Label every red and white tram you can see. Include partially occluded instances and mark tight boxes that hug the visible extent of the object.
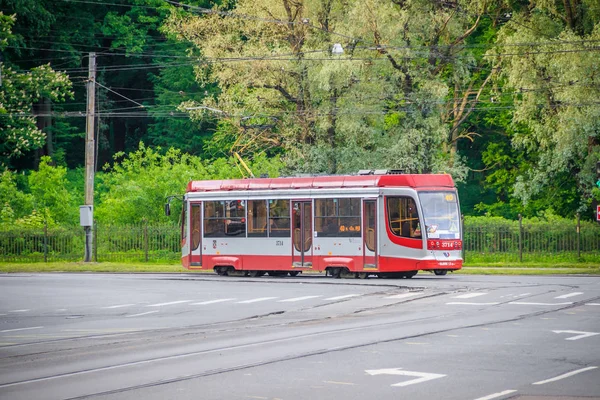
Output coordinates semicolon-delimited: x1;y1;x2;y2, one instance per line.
174;171;462;278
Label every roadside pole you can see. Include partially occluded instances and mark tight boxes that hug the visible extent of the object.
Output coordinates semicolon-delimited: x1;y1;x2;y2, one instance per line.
82;53;96;262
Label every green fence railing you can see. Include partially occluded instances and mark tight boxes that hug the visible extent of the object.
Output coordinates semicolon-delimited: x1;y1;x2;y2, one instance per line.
0;218;599;264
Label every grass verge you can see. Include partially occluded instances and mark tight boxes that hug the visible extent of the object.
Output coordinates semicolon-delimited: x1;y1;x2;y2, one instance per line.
0;261;599;275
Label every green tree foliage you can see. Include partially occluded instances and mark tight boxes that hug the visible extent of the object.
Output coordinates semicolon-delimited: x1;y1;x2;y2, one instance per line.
165;0;506;177
0;13;73;167
28;156;77;225
485;0;600;217
95;142;283;224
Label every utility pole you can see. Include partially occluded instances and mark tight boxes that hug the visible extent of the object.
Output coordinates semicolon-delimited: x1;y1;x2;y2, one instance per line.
81;52;96;262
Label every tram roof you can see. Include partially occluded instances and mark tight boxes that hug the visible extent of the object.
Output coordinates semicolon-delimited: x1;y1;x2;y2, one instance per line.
186;174;455;193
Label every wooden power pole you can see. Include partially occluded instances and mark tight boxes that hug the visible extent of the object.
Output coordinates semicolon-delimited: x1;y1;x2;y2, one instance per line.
83;52;96;262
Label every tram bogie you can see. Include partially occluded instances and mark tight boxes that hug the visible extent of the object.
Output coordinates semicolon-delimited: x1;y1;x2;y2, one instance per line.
173;172;463;279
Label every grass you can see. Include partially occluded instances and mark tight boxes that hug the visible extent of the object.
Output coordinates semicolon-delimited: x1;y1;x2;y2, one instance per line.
0;261;599;275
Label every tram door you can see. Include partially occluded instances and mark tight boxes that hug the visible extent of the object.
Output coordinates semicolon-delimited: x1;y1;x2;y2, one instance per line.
363;200;377;269
189;202;202;268
292;201;313;267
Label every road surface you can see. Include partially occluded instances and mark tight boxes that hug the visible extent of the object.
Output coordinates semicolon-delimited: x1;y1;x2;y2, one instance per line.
0;273;599;400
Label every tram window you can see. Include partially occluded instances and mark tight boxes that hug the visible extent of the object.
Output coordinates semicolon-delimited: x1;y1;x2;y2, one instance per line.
386;197;421;239
269;199;290;237
203;201;225;237
191;204;201;250
315;198;361;237
248;200;267;237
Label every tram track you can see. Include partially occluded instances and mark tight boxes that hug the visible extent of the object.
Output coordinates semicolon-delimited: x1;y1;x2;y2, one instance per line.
2;295;596;399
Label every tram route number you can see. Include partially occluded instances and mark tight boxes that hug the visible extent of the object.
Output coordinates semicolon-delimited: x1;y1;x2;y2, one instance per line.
275;240;284;246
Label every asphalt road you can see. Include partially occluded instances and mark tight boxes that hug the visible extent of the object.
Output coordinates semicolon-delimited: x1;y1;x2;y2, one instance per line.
0;272;599;400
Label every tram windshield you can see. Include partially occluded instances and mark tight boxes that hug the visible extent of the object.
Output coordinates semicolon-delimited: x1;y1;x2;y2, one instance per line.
418;191;460;239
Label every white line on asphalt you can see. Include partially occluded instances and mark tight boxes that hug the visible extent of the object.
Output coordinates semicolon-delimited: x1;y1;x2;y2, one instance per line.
147;300;191;307
8;310;30;313
278;296;321;302
386;292;421;299
533;366;598;385
446;302;500;305
555;292;583;299
191;298;236;305
236;297;278;304
453;293;487;299
509;302;573;306
472;390;517;400
324;294;360;301
514;293;531;298
586;303;600;306
125;311;159;318
102;304;136;309
0;326;44;333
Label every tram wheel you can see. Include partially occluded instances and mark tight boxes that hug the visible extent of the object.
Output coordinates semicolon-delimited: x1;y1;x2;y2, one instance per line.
330;268;341;279
356;272;369;279
247;270;262;277
288;271;300;277
215;267;228;276
404;271;418;279
433;269;448;276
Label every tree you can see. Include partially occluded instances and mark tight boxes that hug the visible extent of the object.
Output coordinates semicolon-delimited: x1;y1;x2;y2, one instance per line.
165;0;506;178
0;13;73;168
486;1;600;217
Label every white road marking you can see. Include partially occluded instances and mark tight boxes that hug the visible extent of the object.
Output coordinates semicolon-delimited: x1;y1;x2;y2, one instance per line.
586;303;600;306
552;330;600;341
365;368;446;387
386;292;421;300
9;310;30;313
125;311;159;318
0;326;44;333
102;304;135;309
513;293;531;298
446;302;500;306
453;293;487;299
555;292;583;299
147;300;191;307
236;297;278;304
472;390;517;400
509;302;573;306
191;298;236;305
324;294;360;301
278;296;321;302
533;366;598;385
475;390;516;400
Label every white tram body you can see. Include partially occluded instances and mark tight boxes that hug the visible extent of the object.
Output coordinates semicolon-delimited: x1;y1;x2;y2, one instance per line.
179;173;462;278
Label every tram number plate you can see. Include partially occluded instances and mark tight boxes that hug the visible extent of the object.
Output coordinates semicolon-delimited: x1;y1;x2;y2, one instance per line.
276;240;284;246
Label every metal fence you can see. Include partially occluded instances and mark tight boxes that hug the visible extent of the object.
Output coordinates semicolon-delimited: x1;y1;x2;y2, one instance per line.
0;219;599;264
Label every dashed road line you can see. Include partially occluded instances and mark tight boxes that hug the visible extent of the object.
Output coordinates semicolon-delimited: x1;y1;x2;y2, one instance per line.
324;294;360;301
555;292;583;299
509;301;573;306
191;298;236;305
386;292;421;300
147;300;191;307
126;311;159;318
472;390;517;400
9;309;30;313
0;326;44;333
236;297;278;304
586;303;600;306
533;366;598;385
278;296;321;302
446;302;500;306
453;293;487;299
102;304;136;309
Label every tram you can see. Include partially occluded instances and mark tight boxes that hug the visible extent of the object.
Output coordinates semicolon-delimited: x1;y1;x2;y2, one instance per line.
168;170;462;278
